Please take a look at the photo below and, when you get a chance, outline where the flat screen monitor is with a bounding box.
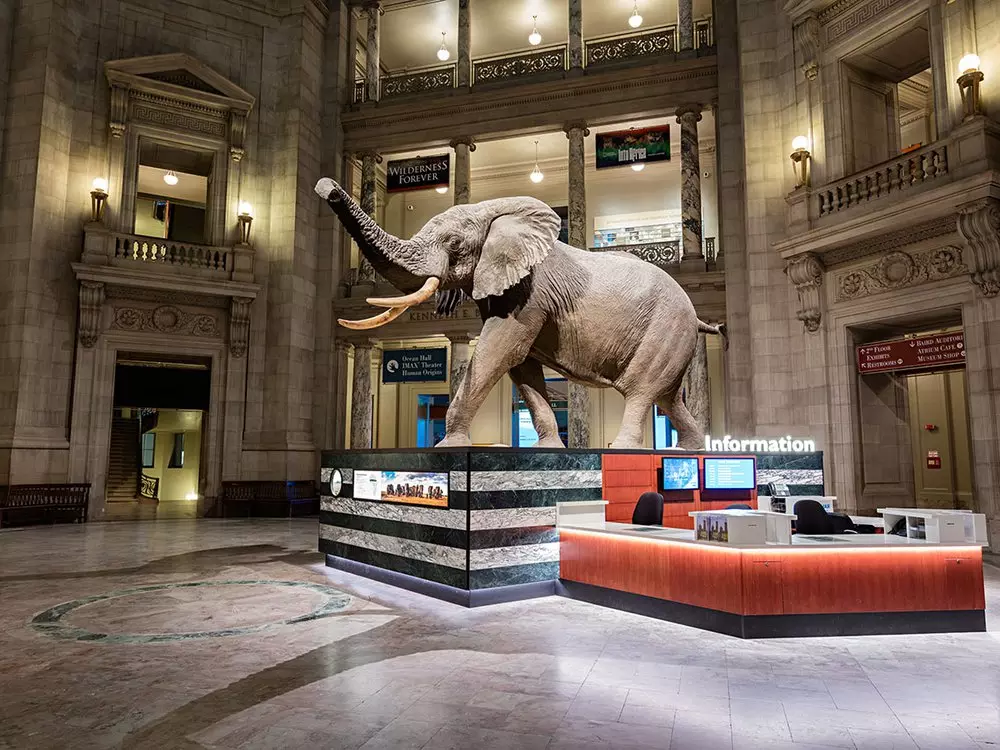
[661,456,700,491]
[704,457,756,490]
[352,470,449,508]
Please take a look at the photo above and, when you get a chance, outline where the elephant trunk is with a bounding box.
[315,178,444,331]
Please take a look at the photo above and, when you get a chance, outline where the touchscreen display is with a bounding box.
[704,457,756,490]
[662,457,700,490]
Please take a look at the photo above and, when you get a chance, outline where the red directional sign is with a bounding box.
[857,332,965,375]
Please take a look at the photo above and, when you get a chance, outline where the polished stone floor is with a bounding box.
[1,520,999,750]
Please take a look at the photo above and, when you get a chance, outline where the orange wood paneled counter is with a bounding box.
[558,523,986,638]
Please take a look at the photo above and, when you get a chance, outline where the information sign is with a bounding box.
[857,332,965,375]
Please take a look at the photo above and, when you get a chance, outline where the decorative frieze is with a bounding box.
[957,198,1000,297]
[79,282,106,348]
[111,305,221,338]
[229,297,253,358]
[785,253,824,333]
[835,247,967,302]
[130,103,227,137]
[823,0,909,44]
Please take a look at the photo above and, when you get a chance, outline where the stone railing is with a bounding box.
[704,236,716,264]
[353,80,366,104]
[113,233,230,272]
[585,25,677,67]
[695,18,714,48]
[593,241,681,267]
[472,45,568,85]
[381,64,456,99]
[816,142,949,218]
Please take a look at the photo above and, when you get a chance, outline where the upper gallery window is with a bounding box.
[134,141,213,244]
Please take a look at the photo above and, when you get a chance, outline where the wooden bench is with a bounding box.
[0,484,90,528]
[221,480,318,518]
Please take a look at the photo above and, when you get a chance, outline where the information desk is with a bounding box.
[558,519,986,638]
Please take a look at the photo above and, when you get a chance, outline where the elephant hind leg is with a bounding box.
[610,394,655,449]
[510,358,564,448]
[657,390,702,450]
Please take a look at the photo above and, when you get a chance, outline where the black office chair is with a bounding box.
[632,492,665,526]
[792,499,834,535]
[727,503,753,510]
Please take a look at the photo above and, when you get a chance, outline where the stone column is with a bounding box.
[678,0,694,51]
[684,333,710,437]
[457,0,471,87]
[331,340,352,449]
[676,105,704,267]
[450,137,476,205]
[565,121,591,448]
[568,0,583,70]
[447,333,473,400]
[358,150,381,281]
[364,2,380,102]
[350,341,374,448]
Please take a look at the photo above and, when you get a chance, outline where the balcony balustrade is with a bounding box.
[816,142,950,219]
[113,233,231,273]
[353,18,714,104]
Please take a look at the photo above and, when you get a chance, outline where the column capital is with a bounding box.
[564,121,590,137]
[445,331,476,345]
[334,339,353,354]
[355,150,383,164]
[449,136,476,152]
[675,105,703,122]
[361,1,382,14]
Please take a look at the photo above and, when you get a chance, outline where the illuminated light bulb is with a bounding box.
[163,170,178,186]
[437,32,450,61]
[959,53,981,75]
[529,139,544,183]
[629,2,643,28]
[631,162,645,172]
[92,177,108,193]
[436,186,448,194]
[791,135,810,152]
[238,200,253,217]
[528,16,542,46]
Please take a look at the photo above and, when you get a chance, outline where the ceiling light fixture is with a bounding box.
[629,1,643,29]
[528,16,542,46]
[529,140,544,183]
[631,162,645,172]
[163,170,178,186]
[437,32,450,62]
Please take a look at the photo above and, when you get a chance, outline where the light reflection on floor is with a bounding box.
[1,518,998,749]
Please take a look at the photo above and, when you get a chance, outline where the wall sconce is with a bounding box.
[958,54,984,120]
[237,201,253,244]
[790,135,811,188]
[90,177,109,222]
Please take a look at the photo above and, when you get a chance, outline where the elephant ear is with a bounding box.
[472,203,560,300]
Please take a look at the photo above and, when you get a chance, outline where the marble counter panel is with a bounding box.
[469,470,602,492]
[319,525,466,570]
[469,507,557,530]
[469,543,561,570]
[321,497,467,530]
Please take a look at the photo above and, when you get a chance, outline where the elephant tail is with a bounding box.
[698,320,728,350]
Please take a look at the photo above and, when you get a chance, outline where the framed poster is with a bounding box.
[595,126,670,169]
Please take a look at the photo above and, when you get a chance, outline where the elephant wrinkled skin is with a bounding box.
[316,177,724,449]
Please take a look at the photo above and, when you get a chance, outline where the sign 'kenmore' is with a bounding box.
[381,347,448,384]
[856,331,965,375]
[386,154,451,193]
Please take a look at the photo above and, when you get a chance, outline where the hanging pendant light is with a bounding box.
[628,1,643,28]
[529,140,544,183]
[631,162,645,172]
[436,186,448,194]
[528,15,542,46]
[163,170,178,186]
[437,31,450,61]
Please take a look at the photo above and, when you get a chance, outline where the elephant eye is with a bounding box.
[448,236,462,250]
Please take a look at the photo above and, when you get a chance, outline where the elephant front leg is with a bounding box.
[511,358,564,448]
[437,315,537,447]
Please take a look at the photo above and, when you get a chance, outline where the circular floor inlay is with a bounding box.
[30,580,352,644]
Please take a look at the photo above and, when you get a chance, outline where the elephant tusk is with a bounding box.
[337,305,410,330]
[366,277,440,308]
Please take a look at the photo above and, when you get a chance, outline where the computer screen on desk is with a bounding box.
[704,457,756,490]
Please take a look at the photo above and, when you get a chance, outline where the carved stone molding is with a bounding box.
[785,253,825,333]
[957,198,1000,297]
[823,0,909,44]
[793,16,821,80]
[109,84,129,138]
[835,246,967,302]
[563,121,590,137]
[79,282,106,348]
[229,111,247,162]
[449,136,477,152]
[821,216,957,267]
[111,305,221,337]
[130,103,227,137]
[229,297,252,358]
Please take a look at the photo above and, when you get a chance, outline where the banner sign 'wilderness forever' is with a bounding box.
[595,125,671,169]
[386,154,451,193]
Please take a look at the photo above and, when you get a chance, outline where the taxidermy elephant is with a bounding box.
[316,178,725,449]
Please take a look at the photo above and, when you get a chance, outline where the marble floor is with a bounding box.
[1,520,999,750]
